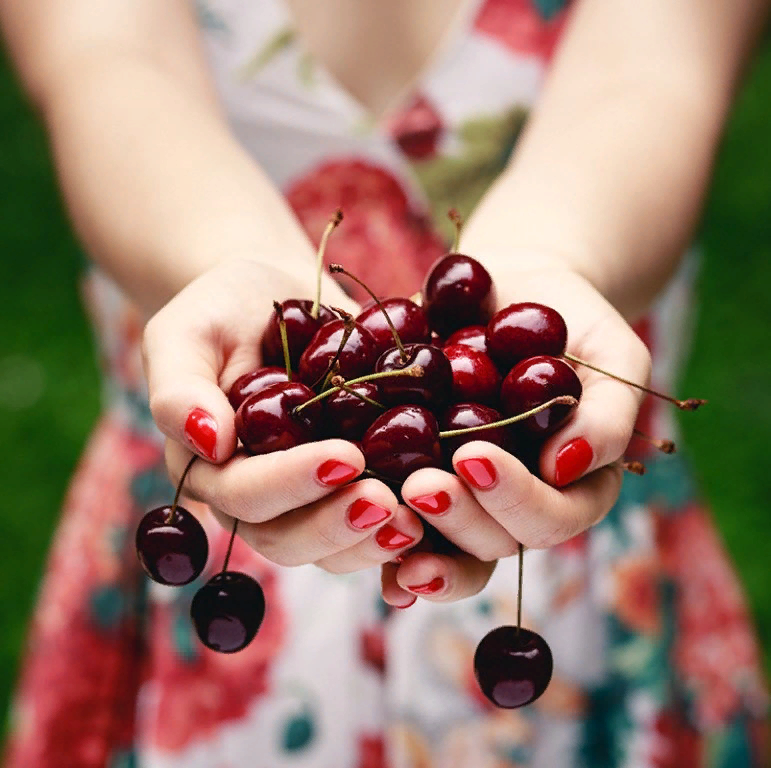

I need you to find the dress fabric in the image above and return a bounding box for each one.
[3,0,768,766]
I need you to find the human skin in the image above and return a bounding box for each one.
[2,0,768,604]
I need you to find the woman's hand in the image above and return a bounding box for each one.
[381,264,652,606]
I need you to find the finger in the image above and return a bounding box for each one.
[393,551,497,603]
[453,441,622,549]
[315,505,423,574]
[165,438,366,522]
[209,477,400,567]
[381,563,417,609]
[400,468,518,562]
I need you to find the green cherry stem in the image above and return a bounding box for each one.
[448,208,462,253]
[329,375,386,410]
[221,519,239,573]
[311,208,343,320]
[272,300,292,381]
[165,455,197,524]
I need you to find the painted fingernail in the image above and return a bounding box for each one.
[317,459,359,486]
[348,499,391,530]
[375,524,415,550]
[184,408,217,461]
[554,437,593,487]
[395,596,417,610]
[406,577,445,595]
[409,491,451,516]
[456,458,497,489]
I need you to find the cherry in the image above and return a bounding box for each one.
[486,302,568,371]
[440,403,510,463]
[323,380,383,441]
[260,300,336,368]
[443,343,501,405]
[375,343,452,406]
[235,381,321,455]
[356,297,431,358]
[136,504,209,586]
[228,366,290,411]
[500,356,581,437]
[190,571,266,654]
[361,405,442,482]
[297,320,378,386]
[473,626,553,708]
[443,325,489,355]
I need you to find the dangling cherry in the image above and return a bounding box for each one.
[443,343,501,405]
[228,366,290,411]
[135,457,208,586]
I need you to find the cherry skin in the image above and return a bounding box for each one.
[443,325,489,355]
[228,366,290,411]
[486,302,568,372]
[473,626,553,708]
[500,355,582,437]
[440,403,510,465]
[375,343,452,406]
[261,300,336,368]
[443,344,501,405]
[297,320,378,386]
[190,571,266,654]
[422,253,496,337]
[235,381,321,456]
[323,381,383,441]
[356,297,431,358]
[361,405,442,483]
[136,505,209,586]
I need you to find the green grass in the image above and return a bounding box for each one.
[0,36,770,735]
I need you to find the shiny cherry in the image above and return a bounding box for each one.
[297,320,377,386]
[191,571,265,654]
[356,297,431,358]
[261,299,336,368]
[486,302,568,371]
[375,343,452,406]
[440,403,510,463]
[422,254,496,337]
[228,366,290,411]
[323,381,383,441]
[235,381,321,455]
[500,355,581,437]
[361,405,442,483]
[136,505,209,586]
[443,343,501,405]
[473,626,553,708]
[443,325,489,355]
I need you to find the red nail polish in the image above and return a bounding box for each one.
[348,499,391,530]
[184,408,217,461]
[406,577,445,595]
[409,491,451,516]
[554,438,593,487]
[375,524,415,550]
[395,596,417,609]
[317,459,359,486]
[456,458,497,489]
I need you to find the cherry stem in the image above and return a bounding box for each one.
[618,459,646,476]
[563,353,707,411]
[438,395,578,438]
[311,208,343,320]
[166,455,197,524]
[317,314,356,391]
[516,541,523,637]
[448,208,462,253]
[633,428,676,454]
[221,519,239,573]
[329,375,386,410]
[329,264,408,363]
[273,301,292,381]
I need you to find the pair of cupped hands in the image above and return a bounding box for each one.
[142,256,651,608]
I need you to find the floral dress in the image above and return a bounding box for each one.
[4,1,768,766]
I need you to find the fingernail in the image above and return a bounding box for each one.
[348,499,391,530]
[395,596,417,610]
[317,459,359,486]
[456,458,497,489]
[409,491,451,516]
[184,408,217,461]
[554,437,593,487]
[375,524,416,550]
[406,577,445,595]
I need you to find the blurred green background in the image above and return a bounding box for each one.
[1,31,770,740]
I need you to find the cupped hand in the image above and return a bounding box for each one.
[382,265,652,606]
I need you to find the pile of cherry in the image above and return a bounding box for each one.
[136,211,703,710]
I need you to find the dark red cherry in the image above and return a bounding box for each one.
[361,405,442,483]
[473,626,553,708]
[135,505,209,586]
[190,571,265,654]
[440,403,510,464]
[375,343,452,406]
[261,300,336,368]
[443,325,489,355]
[297,320,377,386]
[228,366,290,411]
[235,381,320,455]
[443,344,501,405]
[486,303,567,371]
[500,356,581,437]
[422,254,496,337]
[324,381,383,441]
[356,298,431,358]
